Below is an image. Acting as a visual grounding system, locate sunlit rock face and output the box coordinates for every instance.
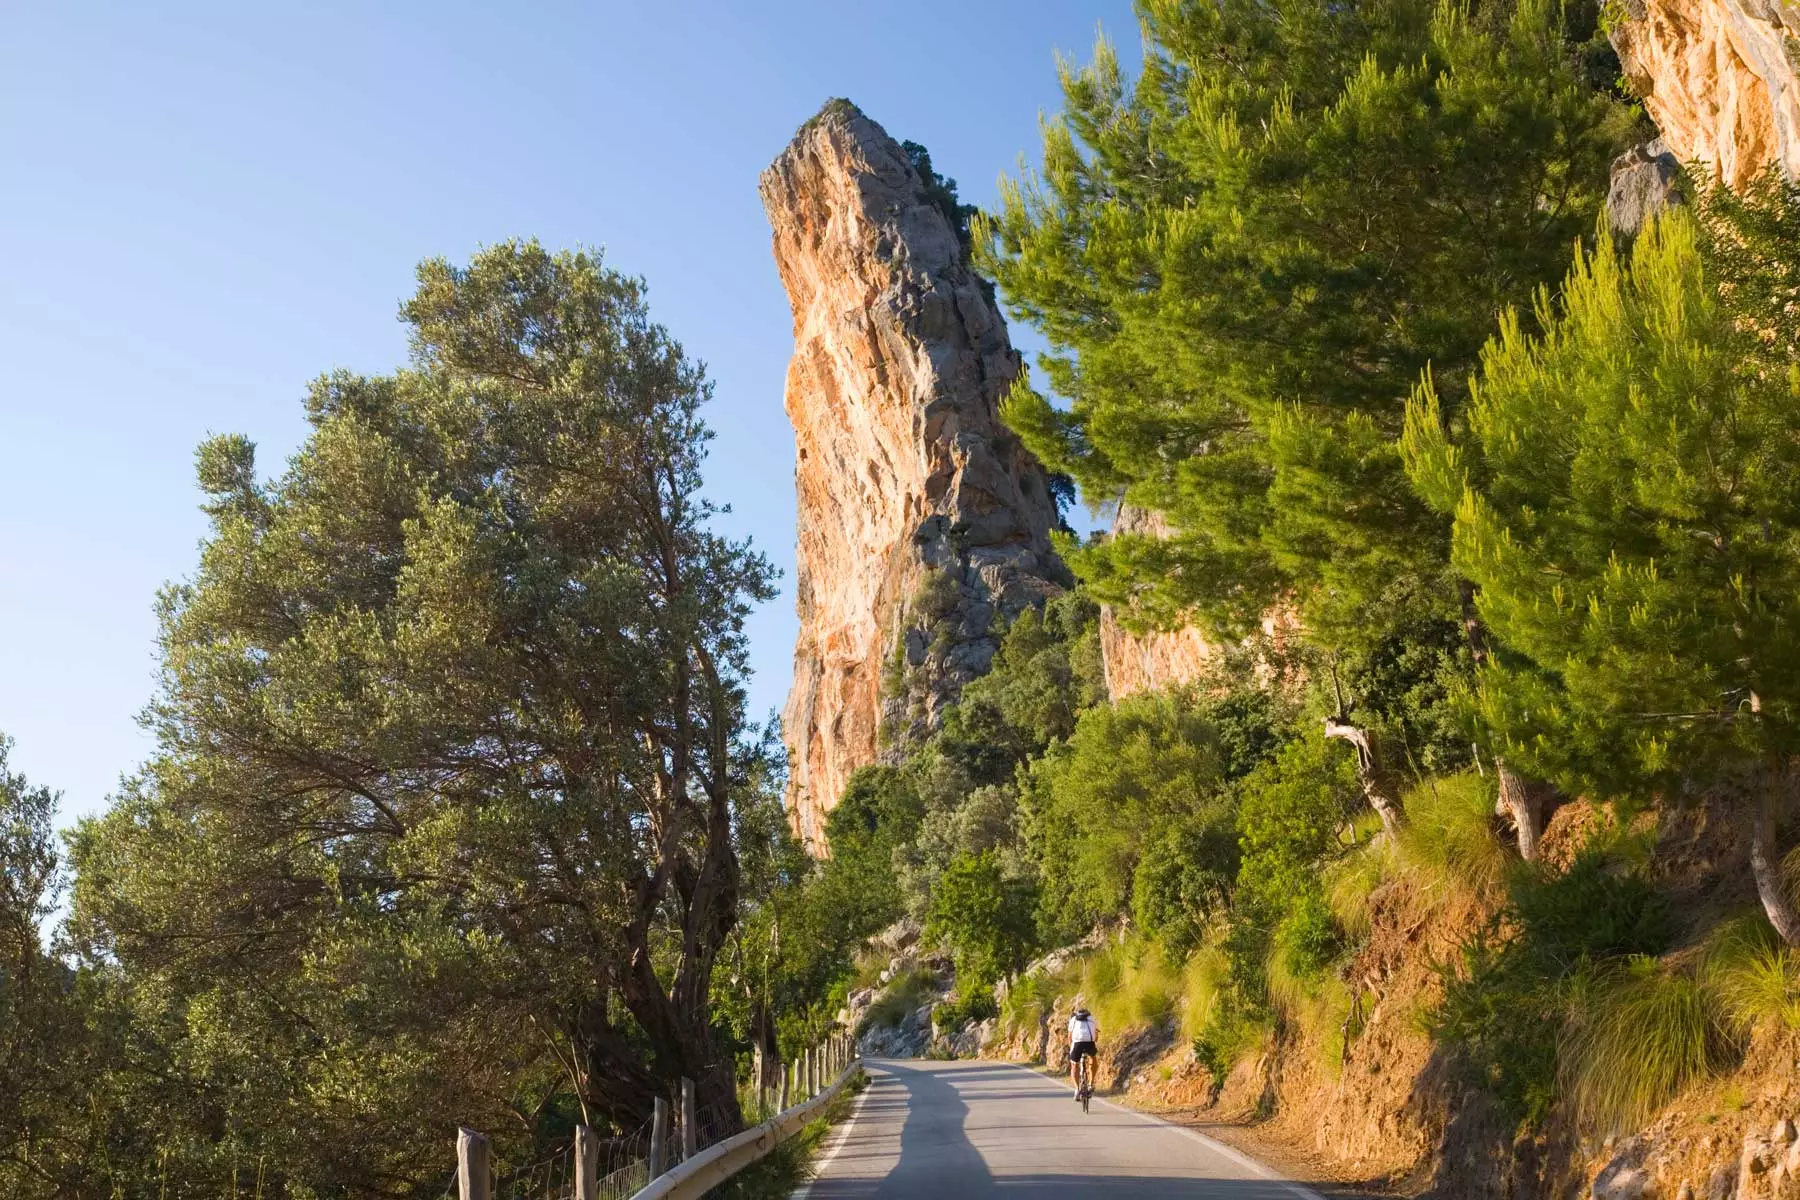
[1095,506,1221,701]
[1610,0,1800,187]
[761,100,1062,851]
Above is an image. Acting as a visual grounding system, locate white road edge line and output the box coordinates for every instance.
[788,1067,871,1200]
[995,1059,1328,1200]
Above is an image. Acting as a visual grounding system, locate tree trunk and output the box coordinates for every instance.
[1495,758,1546,862]
[1323,717,1405,834]
[749,1000,781,1091]
[1458,578,1558,860]
[1751,787,1800,947]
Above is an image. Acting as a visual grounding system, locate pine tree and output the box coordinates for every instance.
[1404,211,1800,943]
[979,0,1632,850]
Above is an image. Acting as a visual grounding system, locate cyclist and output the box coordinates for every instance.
[1067,1006,1098,1100]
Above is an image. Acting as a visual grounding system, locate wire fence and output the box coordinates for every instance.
[592,1119,653,1200]
[493,1143,575,1200]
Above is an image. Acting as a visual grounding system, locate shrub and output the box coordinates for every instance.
[1027,691,1232,939]
[1512,842,1670,963]
[1430,835,1676,1130]
[924,851,1037,999]
[1132,815,1236,954]
[1431,927,1565,1128]
[933,990,998,1030]
[1189,1010,1273,1094]
[1274,890,1341,980]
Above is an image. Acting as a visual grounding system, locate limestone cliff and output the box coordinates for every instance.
[761,101,1063,850]
[1096,506,1220,700]
[1611,0,1800,186]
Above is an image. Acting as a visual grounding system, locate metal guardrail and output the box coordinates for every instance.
[627,1056,861,1200]
[449,1033,859,1200]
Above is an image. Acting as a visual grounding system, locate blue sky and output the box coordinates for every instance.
[0,1,1138,828]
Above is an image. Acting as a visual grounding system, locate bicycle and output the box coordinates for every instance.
[1073,1052,1094,1113]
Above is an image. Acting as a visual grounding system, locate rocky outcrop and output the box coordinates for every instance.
[1609,137,1684,233]
[1610,0,1800,187]
[761,100,1064,849]
[1098,506,1221,700]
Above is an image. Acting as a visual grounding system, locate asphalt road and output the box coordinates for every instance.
[797,1058,1323,1198]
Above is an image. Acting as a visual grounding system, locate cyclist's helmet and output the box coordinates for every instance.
[1074,1007,1091,1019]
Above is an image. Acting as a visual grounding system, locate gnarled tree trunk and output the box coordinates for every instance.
[1323,717,1406,835]
[1494,759,1552,862]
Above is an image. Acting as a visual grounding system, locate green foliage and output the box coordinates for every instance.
[981,0,1630,648]
[63,241,778,1192]
[1406,210,1800,795]
[925,851,1037,1003]
[824,765,924,933]
[1693,164,1800,358]
[1131,815,1235,955]
[1230,735,1361,996]
[1080,937,1179,1033]
[1511,843,1670,964]
[1704,916,1800,1033]
[1391,773,1513,910]
[1026,690,1235,940]
[1331,586,1477,780]
[0,738,86,1196]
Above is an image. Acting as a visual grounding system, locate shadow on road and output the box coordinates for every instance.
[805,1058,1328,1197]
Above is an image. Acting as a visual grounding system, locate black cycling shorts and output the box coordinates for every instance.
[1070,1040,1097,1061]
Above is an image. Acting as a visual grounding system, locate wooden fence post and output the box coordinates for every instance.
[574,1124,598,1200]
[680,1077,697,1161]
[777,1061,789,1111]
[650,1095,668,1177]
[457,1128,490,1200]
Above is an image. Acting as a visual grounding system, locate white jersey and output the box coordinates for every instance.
[1069,1014,1096,1043]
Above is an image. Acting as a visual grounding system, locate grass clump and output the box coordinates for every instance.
[1392,772,1511,910]
[1081,937,1179,1032]
[1705,916,1800,1034]
[1178,946,1230,1041]
[1324,835,1391,940]
[1190,1011,1273,1094]
[1561,956,1734,1135]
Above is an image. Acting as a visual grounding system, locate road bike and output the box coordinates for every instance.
[1074,1054,1094,1113]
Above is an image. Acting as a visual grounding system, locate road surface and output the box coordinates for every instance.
[798,1058,1322,1198]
